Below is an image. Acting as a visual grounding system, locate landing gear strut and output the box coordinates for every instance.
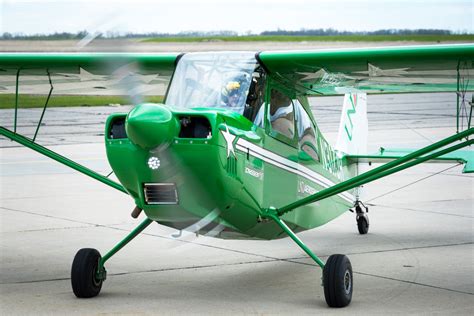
[71,217,153,298]
[264,208,353,308]
[351,201,369,234]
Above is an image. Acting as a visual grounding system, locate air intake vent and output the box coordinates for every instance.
[144,183,178,205]
[108,116,127,139]
[226,157,237,178]
[178,116,212,138]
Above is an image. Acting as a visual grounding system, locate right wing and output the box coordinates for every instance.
[258,44,474,95]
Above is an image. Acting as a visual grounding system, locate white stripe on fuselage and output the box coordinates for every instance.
[235,138,354,204]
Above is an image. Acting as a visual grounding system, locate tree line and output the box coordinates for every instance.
[260,28,454,36]
[1,29,468,40]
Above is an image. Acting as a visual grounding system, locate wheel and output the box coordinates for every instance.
[357,215,369,234]
[71,248,103,298]
[323,254,353,307]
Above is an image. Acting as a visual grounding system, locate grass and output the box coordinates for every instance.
[0,94,164,109]
[142,34,474,43]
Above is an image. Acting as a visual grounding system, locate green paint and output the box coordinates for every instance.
[105,97,352,240]
[126,103,179,149]
[348,147,474,173]
[2,49,473,304]
[344,94,356,141]
[277,128,473,216]
[259,44,474,95]
[319,136,344,181]
[1,47,472,244]
[97,217,153,280]
[0,53,178,74]
[264,209,325,268]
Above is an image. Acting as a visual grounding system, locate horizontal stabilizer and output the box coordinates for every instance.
[348,147,474,173]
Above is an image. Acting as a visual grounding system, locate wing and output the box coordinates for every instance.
[256,45,474,216]
[0,53,180,194]
[348,148,474,173]
[0,53,179,75]
[258,44,474,95]
[0,53,180,100]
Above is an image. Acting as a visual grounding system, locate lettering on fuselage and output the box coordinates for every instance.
[245,166,263,180]
[298,180,317,195]
[319,138,344,181]
[235,137,355,204]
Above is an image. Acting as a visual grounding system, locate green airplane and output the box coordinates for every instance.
[0,44,473,308]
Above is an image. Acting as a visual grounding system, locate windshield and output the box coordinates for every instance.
[165,52,257,114]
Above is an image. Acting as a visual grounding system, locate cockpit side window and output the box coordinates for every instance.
[294,99,320,162]
[268,88,295,143]
[243,69,266,128]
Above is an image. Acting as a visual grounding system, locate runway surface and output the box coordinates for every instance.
[1,90,473,314]
[1,39,465,52]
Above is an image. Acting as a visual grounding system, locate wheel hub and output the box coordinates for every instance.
[343,269,352,295]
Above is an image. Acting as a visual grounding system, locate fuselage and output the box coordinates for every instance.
[105,52,356,240]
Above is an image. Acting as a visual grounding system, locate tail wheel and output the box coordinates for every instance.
[323,254,353,307]
[357,215,369,234]
[71,248,103,298]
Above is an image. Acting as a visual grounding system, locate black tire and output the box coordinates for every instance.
[323,254,353,307]
[71,248,103,298]
[357,215,369,235]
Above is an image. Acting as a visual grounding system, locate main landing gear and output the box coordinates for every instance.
[71,208,353,307]
[71,217,153,298]
[264,208,353,308]
[323,254,353,307]
[71,248,103,298]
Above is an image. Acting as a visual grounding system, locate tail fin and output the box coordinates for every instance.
[335,93,368,155]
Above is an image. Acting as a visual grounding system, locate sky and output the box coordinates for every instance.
[1,0,473,35]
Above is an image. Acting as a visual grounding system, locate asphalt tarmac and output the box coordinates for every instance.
[1,39,466,52]
[1,91,473,314]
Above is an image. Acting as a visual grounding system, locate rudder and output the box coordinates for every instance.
[335,93,368,155]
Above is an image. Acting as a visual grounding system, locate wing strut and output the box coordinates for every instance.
[0,126,127,194]
[13,68,20,133]
[456,61,473,133]
[266,128,473,217]
[33,70,54,141]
